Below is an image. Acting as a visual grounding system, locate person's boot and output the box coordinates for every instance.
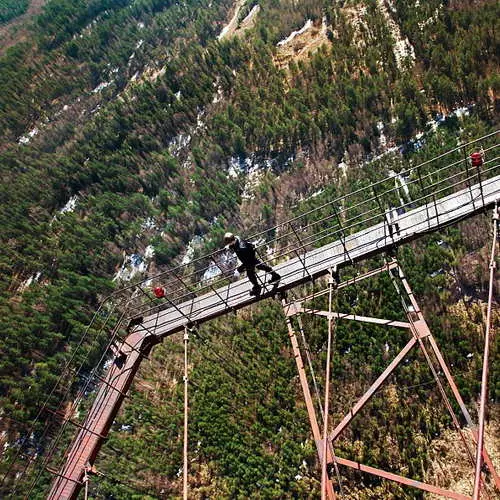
[249,285,262,296]
[268,272,281,284]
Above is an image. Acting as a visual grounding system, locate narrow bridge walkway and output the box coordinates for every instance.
[140,174,499,338]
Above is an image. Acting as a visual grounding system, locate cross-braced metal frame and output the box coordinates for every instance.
[282,259,499,500]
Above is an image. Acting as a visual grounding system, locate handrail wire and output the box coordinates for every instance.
[105,132,500,310]
[127,167,499,333]
[472,203,498,500]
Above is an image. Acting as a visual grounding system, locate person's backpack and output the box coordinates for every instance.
[242,239,254,250]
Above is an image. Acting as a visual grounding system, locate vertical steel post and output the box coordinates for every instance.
[473,206,498,500]
[183,326,190,500]
[322,273,334,500]
[282,301,336,499]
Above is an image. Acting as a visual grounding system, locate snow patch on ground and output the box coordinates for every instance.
[277,19,313,46]
[92,81,113,93]
[418,7,441,31]
[202,251,237,282]
[300,189,324,203]
[242,164,265,200]
[212,85,224,104]
[338,160,348,177]
[141,217,157,231]
[368,146,399,164]
[18,127,39,145]
[144,245,155,259]
[377,121,387,148]
[113,248,155,282]
[227,156,252,178]
[169,133,191,156]
[17,271,42,293]
[182,235,204,265]
[377,0,415,70]
[60,195,79,214]
[389,169,411,205]
[196,110,206,130]
[202,260,223,281]
[453,106,471,119]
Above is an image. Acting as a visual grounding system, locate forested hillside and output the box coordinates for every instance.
[0,0,498,498]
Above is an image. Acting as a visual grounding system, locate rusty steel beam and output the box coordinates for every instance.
[283,301,336,499]
[298,308,411,329]
[47,331,157,500]
[291,261,498,499]
[329,337,417,442]
[333,456,472,500]
[398,267,500,491]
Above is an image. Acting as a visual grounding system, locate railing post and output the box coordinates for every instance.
[473,205,499,499]
[183,326,190,500]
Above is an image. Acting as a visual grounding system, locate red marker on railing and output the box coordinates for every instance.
[470,151,483,167]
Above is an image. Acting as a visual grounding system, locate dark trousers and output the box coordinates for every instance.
[240,261,273,287]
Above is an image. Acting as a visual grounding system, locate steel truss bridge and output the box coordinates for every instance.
[17,132,500,498]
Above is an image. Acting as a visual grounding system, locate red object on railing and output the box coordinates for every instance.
[153,286,165,298]
[470,151,483,167]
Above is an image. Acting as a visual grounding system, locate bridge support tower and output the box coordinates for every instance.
[282,260,499,499]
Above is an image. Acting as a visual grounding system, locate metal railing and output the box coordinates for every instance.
[116,130,499,324]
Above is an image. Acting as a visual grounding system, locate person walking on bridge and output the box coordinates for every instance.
[224,232,280,296]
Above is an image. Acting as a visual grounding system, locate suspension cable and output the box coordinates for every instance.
[183,326,190,500]
[473,204,498,500]
[321,270,335,500]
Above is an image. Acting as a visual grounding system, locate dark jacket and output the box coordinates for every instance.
[232,237,258,267]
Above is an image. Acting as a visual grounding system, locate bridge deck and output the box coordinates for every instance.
[137,175,500,339]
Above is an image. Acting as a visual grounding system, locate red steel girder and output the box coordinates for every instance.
[283,301,336,499]
[329,336,417,443]
[332,456,472,500]
[297,308,411,330]
[47,331,157,500]
[397,265,500,491]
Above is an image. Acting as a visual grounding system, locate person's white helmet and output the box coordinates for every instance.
[224,232,236,245]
